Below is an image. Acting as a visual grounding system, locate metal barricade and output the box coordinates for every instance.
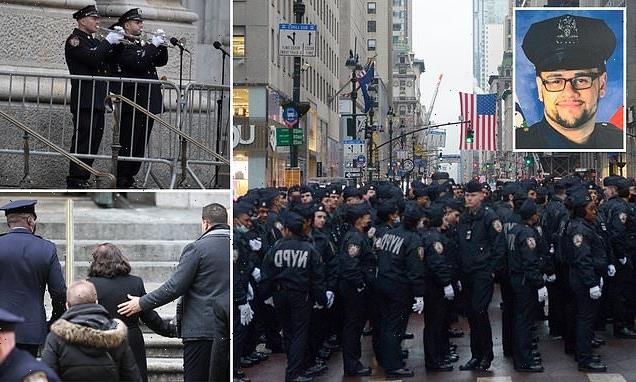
[0,71,228,188]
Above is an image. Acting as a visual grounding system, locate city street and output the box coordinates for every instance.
[242,286,636,382]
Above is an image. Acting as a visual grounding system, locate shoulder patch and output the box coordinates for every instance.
[68,36,80,47]
[573,234,583,248]
[492,219,503,233]
[433,241,444,255]
[526,237,536,250]
[619,212,627,224]
[348,244,360,257]
[417,246,425,260]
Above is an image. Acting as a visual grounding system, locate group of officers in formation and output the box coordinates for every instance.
[232,172,636,382]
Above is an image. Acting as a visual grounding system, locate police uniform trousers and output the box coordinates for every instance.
[424,284,449,367]
[574,288,600,364]
[547,262,567,337]
[339,280,370,373]
[461,272,494,362]
[273,288,312,381]
[233,305,250,376]
[183,339,214,382]
[511,274,537,367]
[306,304,330,366]
[562,268,578,354]
[376,278,410,371]
[117,110,154,180]
[609,262,635,331]
[68,108,105,181]
[499,275,514,357]
[247,291,283,354]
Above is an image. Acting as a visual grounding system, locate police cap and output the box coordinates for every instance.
[118,8,144,24]
[0,200,37,219]
[233,201,254,217]
[568,190,593,208]
[280,211,305,235]
[73,5,100,20]
[522,14,616,72]
[519,199,538,221]
[603,175,623,187]
[343,186,363,200]
[0,307,24,332]
[345,203,371,223]
[501,183,521,197]
[465,179,483,193]
[292,202,315,220]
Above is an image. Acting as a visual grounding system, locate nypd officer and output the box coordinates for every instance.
[65,5,124,188]
[517,14,622,150]
[456,180,506,371]
[112,8,169,188]
[0,200,66,357]
[260,211,329,382]
[0,308,60,381]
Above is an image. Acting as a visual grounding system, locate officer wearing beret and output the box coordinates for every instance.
[516,14,622,150]
[112,8,169,188]
[0,308,60,382]
[65,5,124,188]
[564,191,607,371]
[0,200,66,358]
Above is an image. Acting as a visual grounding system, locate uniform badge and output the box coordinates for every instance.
[526,237,536,250]
[556,15,579,45]
[619,212,627,224]
[348,244,360,257]
[573,234,583,248]
[417,246,425,260]
[492,220,503,233]
[68,36,80,47]
[433,241,444,255]
[367,226,376,239]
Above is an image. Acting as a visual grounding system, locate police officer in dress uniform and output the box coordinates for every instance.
[516,14,622,150]
[0,308,60,382]
[456,180,506,371]
[564,191,608,372]
[112,8,169,188]
[65,5,124,188]
[260,211,329,382]
[0,200,66,358]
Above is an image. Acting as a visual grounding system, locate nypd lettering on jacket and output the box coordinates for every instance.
[376,234,405,255]
[274,249,309,268]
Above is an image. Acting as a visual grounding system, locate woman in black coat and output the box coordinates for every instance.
[87,243,176,382]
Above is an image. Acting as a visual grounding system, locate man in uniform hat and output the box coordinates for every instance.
[112,8,169,188]
[0,200,67,357]
[0,308,60,381]
[65,5,124,188]
[516,14,622,150]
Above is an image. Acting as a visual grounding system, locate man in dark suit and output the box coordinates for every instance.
[0,200,67,357]
[118,203,230,382]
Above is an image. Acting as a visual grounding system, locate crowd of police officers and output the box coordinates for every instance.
[232,171,636,382]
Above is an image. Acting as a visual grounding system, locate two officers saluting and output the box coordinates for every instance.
[65,5,169,189]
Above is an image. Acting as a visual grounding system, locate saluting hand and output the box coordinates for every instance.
[117,294,142,316]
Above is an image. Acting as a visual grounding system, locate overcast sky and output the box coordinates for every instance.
[412,0,474,156]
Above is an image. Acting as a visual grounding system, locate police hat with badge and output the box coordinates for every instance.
[73,4,100,20]
[0,307,24,332]
[0,200,37,219]
[522,13,616,73]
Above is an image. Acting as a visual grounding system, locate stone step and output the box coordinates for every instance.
[143,334,183,358]
[61,261,179,284]
[147,358,184,382]
[53,240,190,262]
[36,221,200,241]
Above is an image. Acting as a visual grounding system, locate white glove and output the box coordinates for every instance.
[251,267,261,282]
[608,264,617,277]
[619,257,628,265]
[457,280,462,292]
[600,277,604,289]
[247,283,254,301]
[264,297,274,307]
[106,32,124,45]
[152,34,165,47]
[537,286,548,302]
[238,303,254,326]
[249,239,262,251]
[356,285,365,293]
[444,284,455,300]
[155,29,166,36]
[326,291,334,308]
[412,297,424,314]
[546,274,557,283]
[590,285,602,300]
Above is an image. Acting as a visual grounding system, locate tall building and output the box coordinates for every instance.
[233,0,341,191]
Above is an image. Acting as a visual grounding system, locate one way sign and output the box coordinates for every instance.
[279,23,317,57]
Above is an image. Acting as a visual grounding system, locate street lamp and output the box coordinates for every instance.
[345,50,363,119]
[387,107,395,180]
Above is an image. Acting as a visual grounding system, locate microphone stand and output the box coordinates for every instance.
[214,48,229,189]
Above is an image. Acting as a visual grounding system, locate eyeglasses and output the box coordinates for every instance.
[540,73,600,92]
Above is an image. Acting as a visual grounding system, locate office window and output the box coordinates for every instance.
[367,39,376,51]
[367,2,376,14]
[393,23,401,31]
[367,21,376,33]
[233,26,245,58]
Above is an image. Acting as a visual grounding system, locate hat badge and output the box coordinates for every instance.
[556,15,579,45]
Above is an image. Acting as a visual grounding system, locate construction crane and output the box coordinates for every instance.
[423,73,443,126]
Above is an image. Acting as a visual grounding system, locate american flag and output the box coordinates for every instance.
[459,92,497,151]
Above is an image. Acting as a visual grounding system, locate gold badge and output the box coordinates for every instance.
[433,241,444,255]
[417,246,425,260]
[619,212,627,224]
[68,36,80,47]
[492,219,503,233]
[526,237,536,250]
[348,244,360,257]
[573,234,583,248]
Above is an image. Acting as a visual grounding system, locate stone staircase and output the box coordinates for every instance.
[2,195,203,381]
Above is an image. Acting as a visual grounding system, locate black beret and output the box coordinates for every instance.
[428,205,445,227]
[616,178,633,193]
[501,183,520,197]
[513,190,528,203]
[343,186,363,199]
[300,185,313,194]
[519,199,538,221]
[522,14,616,72]
[376,199,398,217]
[291,203,315,220]
[442,197,464,212]
[280,211,305,235]
[73,5,100,20]
[402,202,424,221]
[234,201,254,217]
[345,203,371,223]
[603,175,623,187]
[465,180,482,193]
[481,183,491,191]
[413,187,429,198]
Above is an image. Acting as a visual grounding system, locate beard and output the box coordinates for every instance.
[546,99,598,130]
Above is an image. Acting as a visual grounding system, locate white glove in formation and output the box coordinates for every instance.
[106,32,124,45]
[152,30,166,47]
[608,264,616,277]
[412,297,424,314]
[537,286,548,303]
[326,291,334,308]
[239,303,254,326]
[251,267,261,282]
[444,284,455,300]
[589,285,602,300]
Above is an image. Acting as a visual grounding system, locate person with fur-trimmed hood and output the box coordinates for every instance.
[41,280,141,381]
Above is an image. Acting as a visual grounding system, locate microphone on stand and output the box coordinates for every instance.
[213,41,230,57]
[170,37,190,53]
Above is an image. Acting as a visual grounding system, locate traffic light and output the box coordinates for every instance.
[465,129,474,144]
[524,155,534,167]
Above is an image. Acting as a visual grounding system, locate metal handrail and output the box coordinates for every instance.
[0,109,116,187]
[105,94,229,165]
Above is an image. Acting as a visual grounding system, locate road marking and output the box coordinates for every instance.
[477,378,512,382]
[587,374,627,382]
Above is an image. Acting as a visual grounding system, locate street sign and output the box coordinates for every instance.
[276,127,303,146]
[278,23,317,57]
[402,159,415,172]
[396,150,408,160]
[283,106,299,127]
[343,139,366,168]
[356,155,366,166]
[344,171,362,179]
